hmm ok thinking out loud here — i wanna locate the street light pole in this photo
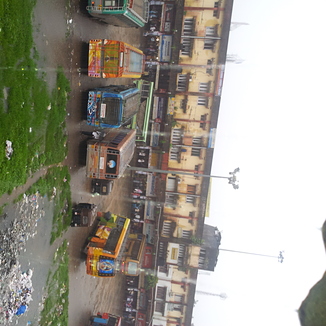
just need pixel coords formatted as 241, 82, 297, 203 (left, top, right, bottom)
126, 166, 240, 189
219, 248, 285, 263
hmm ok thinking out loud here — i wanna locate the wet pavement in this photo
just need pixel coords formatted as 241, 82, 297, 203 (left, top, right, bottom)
0, 0, 144, 325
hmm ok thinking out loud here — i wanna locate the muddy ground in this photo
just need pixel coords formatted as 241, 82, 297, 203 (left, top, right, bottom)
0, 0, 145, 325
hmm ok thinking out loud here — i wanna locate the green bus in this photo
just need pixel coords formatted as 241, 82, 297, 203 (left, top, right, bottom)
87, 0, 149, 28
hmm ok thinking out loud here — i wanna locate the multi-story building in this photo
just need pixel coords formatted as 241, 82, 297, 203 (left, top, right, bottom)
129, 1, 234, 326
141, 0, 233, 326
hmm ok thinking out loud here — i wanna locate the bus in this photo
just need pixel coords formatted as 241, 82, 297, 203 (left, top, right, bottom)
88, 39, 145, 79
86, 128, 136, 180
87, 80, 153, 129
86, 0, 149, 28
86, 213, 130, 277
121, 234, 146, 276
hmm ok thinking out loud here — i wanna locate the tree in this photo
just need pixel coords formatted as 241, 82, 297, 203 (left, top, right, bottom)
145, 274, 158, 290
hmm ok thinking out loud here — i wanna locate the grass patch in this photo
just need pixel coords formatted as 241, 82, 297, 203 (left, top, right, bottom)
26, 166, 72, 243
0, 0, 71, 196
40, 240, 69, 326
0, 203, 7, 216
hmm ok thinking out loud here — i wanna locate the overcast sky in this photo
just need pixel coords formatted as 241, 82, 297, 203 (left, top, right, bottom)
193, 0, 326, 325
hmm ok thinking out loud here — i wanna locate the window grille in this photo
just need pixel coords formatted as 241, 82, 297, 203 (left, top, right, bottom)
191, 148, 201, 157
197, 96, 208, 106
186, 195, 196, 204
199, 82, 210, 93
162, 221, 172, 237
187, 184, 196, 194
177, 74, 188, 91
181, 38, 192, 56
178, 244, 185, 265
192, 137, 202, 146
183, 17, 195, 35
182, 229, 192, 239
171, 128, 183, 144
200, 115, 207, 129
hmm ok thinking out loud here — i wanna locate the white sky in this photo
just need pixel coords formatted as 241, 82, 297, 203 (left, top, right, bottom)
193, 0, 326, 325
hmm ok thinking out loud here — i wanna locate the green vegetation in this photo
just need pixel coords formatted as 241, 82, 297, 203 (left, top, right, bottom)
26, 166, 72, 243
299, 271, 326, 326
298, 219, 326, 326
145, 274, 158, 290
40, 240, 69, 326
0, 0, 71, 196
191, 236, 204, 246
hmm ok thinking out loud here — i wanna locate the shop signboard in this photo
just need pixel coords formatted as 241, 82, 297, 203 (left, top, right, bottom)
142, 246, 153, 268
145, 200, 155, 220
159, 35, 172, 62
144, 223, 155, 244
151, 123, 161, 147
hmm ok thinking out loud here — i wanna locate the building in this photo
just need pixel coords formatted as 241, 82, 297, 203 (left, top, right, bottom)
127, 1, 234, 326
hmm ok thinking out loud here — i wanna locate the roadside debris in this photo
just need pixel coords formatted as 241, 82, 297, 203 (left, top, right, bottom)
0, 193, 46, 324
5, 140, 13, 160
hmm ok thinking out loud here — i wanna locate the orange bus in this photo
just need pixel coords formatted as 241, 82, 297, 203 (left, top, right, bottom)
86, 213, 130, 277
88, 39, 145, 78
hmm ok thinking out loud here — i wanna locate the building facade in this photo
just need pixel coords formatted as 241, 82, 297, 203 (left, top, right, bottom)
127, 1, 234, 326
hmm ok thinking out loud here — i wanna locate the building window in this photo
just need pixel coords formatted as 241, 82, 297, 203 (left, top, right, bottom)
204, 26, 218, 50
177, 74, 188, 91
157, 286, 167, 300
162, 220, 172, 237
186, 195, 196, 204
159, 265, 168, 274
198, 248, 206, 268
166, 177, 177, 191
155, 301, 165, 314
166, 193, 177, 207
181, 38, 192, 56
187, 184, 196, 194
192, 137, 202, 146
206, 59, 214, 75
170, 146, 180, 161
206, 26, 217, 36
200, 115, 207, 129
182, 229, 192, 239
174, 294, 184, 303
171, 128, 183, 145
199, 82, 210, 93
183, 17, 195, 36
204, 38, 215, 50
213, 1, 220, 17
191, 148, 201, 157
189, 211, 196, 218
178, 244, 186, 265
197, 96, 208, 106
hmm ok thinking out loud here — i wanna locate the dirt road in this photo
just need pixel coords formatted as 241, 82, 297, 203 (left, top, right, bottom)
0, 0, 144, 325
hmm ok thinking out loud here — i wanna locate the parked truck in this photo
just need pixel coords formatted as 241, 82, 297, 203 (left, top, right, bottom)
85, 212, 130, 277
87, 80, 154, 129
89, 312, 121, 326
88, 39, 145, 78
87, 83, 139, 129
71, 203, 97, 227
86, 0, 149, 28
91, 179, 114, 195
86, 128, 136, 180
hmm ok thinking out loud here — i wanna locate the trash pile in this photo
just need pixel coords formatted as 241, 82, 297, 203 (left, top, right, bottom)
5, 140, 13, 160
0, 193, 45, 324
0, 266, 33, 322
